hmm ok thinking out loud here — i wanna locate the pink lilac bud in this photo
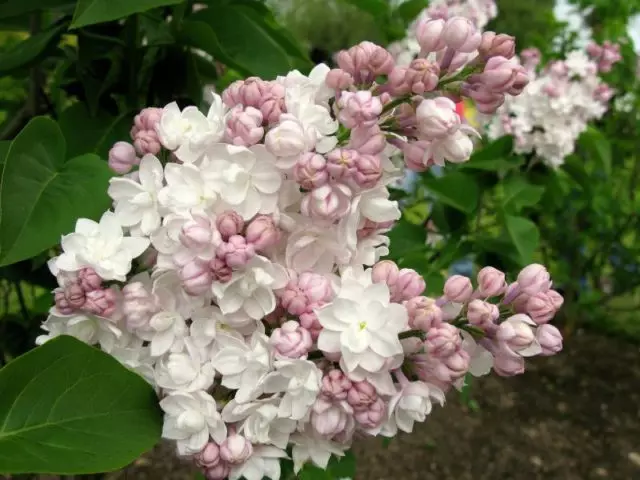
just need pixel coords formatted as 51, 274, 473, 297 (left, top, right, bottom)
526, 291, 557, 325
326, 148, 359, 180
245, 215, 280, 252
547, 290, 564, 310
301, 183, 352, 221
386, 67, 411, 96
416, 97, 460, 140
463, 84, 505, 114
354, 397, 385, 429
477, 266, 506, 297
219, 434, 253, 465
122, 282, 157, 329
299, 312, 322, 340
54, 289, 75, 315
351, 153, 382, 189
405, 296, 443, 331
493, 349, 525, 376
270, 320, 313, 359
336, 41, 394, 84
536, 324, 563, 356
311, 401, 350, 438
194, 442, 222, 469
181, 216, 214, 251
78, 267, 102, 292
222, 78, 285, 124
348, 125, 386, 155
415, 17, 446, 53
108, 141, 139, 174
368, 44, 395, 76
326, 68, 354, 90
280, 272, 333, 315
131, 107, 163, 156
502, 281, 521, 304
65, 282, 86, 309
321, 370, 352, 401
84, 288, 118, 318
520, 47, 541, 70
425, 323, 462, 358
371, 260, 400, 287
205, 463, 230, 480
443, 275, 473, 303
466, 299, 499, 331
405, 59, 440, 94
210, 257, 232, 283
346, 380, 377, 411
496, 314, 536, 353
338, 91, 383, 129
264, 115, 307, 158
517, 264, 550, 295
479, 32, 515, 60
357, 218, 395, 239
180, 260, 213, 296
477, 56, 522, 93
443, 17, 481, 52
594, 84, 614, 103
216, 235, 255, 269
433, 349, 470, 383
391, 269, 426, 302
216, 211, 244, 241
225, 106, 264, 146
402, 139, 434, 172
402, 337, 423, 355
294, 152, 329, 190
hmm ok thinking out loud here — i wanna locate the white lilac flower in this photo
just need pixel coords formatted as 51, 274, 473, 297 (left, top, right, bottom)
154, 338, 215, 392
384, 381, 445, 435
36, 312, 123, 353
228, 445, 287, 480
160, 390, 227, 455
49, 211, 149, 281
290, 431, 348, 473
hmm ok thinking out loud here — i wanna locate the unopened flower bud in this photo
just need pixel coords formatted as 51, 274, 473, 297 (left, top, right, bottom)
209, 257, 232, 283
326, 148, 359, 180
84, 288, 118, 318
496, 314, 538, 355
216, 235, 255, 269
181, 216, 214, 250
294, 152, 329, 190
354, 397, 385, 429
325, 68, 354, 90
493, 349, 525, 376
205, 462, 230, 480
351, 153, 382, 189
466, 299, 499, 330
425, 323, 462, 358
216, 211, 244, 241
517, 264, 550, 295
322, 369, 352, 400
347, 380, 377, 411
415, 18, 446, 53
180, 260, 213, 296
108, 141, 139, 174
338, 91, 383, 129
405, 58, 440, 94
348, 125, 386, 155
371, 260, 400, 287
443, 17, 481, 52
443, 275, 473, 303
270, 320, 313, 359
301, 183, 352, 221
416, 97, 460, 140
194, 442, 221, 469
479, 32, 515, 60
245, 215, 280, 252
405, 296, 443, 331
219, 434, 253, 465
65, 282, 86, 309
536, 324, 563, 356
477, 266, 506, 297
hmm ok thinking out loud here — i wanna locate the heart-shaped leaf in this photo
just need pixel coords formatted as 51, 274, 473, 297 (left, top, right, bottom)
0, 117, 113, 266
0, 335, 162, 474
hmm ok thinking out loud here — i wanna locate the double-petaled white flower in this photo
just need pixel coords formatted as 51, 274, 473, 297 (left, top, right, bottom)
229, 445, 287, 480
154, 338, 215, 392
384, 381, 445, 435
290, 431, 348, 473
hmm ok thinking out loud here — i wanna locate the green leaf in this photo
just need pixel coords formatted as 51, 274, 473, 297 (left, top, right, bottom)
341, 0, 390, 17
191, 4, 298, 78
0, 0, 74, 19
423, 171, 480, 214
388, 216, 427, 259
501, 177, 546, 213
0, 23, 66, 75
58, 103, 132, 159
504, 215, 540, 265
393, 0, 429, 25
298, 451, 356, 480
460, 136, 519, 171
0, 335, 162, 474
0, 117, 113, 266
71, 0, 185, 28
579, 126, 612, 176
562, 154, 592, 193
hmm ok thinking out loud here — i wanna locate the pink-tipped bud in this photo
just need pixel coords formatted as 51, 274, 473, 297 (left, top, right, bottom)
338, 91, 383, 129
354, 397, 385, 429
181, 216, 214, 250
78, 267, 102, 292
216, 235, 255, 269
493, 349, 525, 376
326, 148, 359, 180
496, 314, 537, 354
294, 152, 329, 190
466, 299, 499, 330
195, 442, 221, 469
387, 67, 411, 96
131, 107, 163, 156
54, 289, 75, 315
416, 97, 460, 140
65, 282, 86, 309
371, 260, 400, 287
432, 349, 470, 383
325, 68, 354, 90
321, 370, 352, 401
405, 58, 440, 94
299, 311, 322, 340
517, 264, 550, 295
205, 463, 230, 480
405, 296, 443, 331
225, 106, 264, 147
270, 320, 313, 359
219, 434, 253, 465
477, 266, 506, 297
180, 260, 213, 296
83, 288, 118, 318
351, 153, 382, 189
392, 268, 426, 302
209, 257, 232, 283
536, 324, 563, 356
526, 291, 557, 325
443, 275, 473, 303
347, 125, 386, 155
122, 282, 157, 330
415, 18, 446, 53
311, 401, 350, 438
402, 139, 434, 172
443, 17, 481, 52
479, 32, 516, 60
547, 290, 564, 310
301, 183, 352, 221
425, 323, 462, 358
368, 44, 395, 76
347, 380, 377, 411
216, 211, 244, 241
108, 141, 139, 174
245, 215, 280, 252
520, 47, 542, 70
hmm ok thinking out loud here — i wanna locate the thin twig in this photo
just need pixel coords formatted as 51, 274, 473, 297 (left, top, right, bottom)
14, 281, 30, 323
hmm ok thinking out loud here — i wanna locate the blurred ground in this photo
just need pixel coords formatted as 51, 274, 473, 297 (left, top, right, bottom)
8, 329, 640, 480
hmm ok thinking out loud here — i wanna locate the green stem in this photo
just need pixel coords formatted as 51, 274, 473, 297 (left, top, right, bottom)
399, 329, 424, 340
381, 95, 411, 115
14, 281, 30, 323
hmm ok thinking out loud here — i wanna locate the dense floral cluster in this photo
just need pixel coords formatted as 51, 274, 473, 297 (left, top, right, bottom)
389, 0, 498, 67
486, 42, 622, 167
39, 17, 562, 480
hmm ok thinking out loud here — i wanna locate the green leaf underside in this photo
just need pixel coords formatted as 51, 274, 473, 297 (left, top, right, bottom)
0, 117, 113, 266
423, 171, 480, 214
504, 215, 540, 266
0, 335, 162, 474
0, 24, 66, 75
71, 0, 185, 28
